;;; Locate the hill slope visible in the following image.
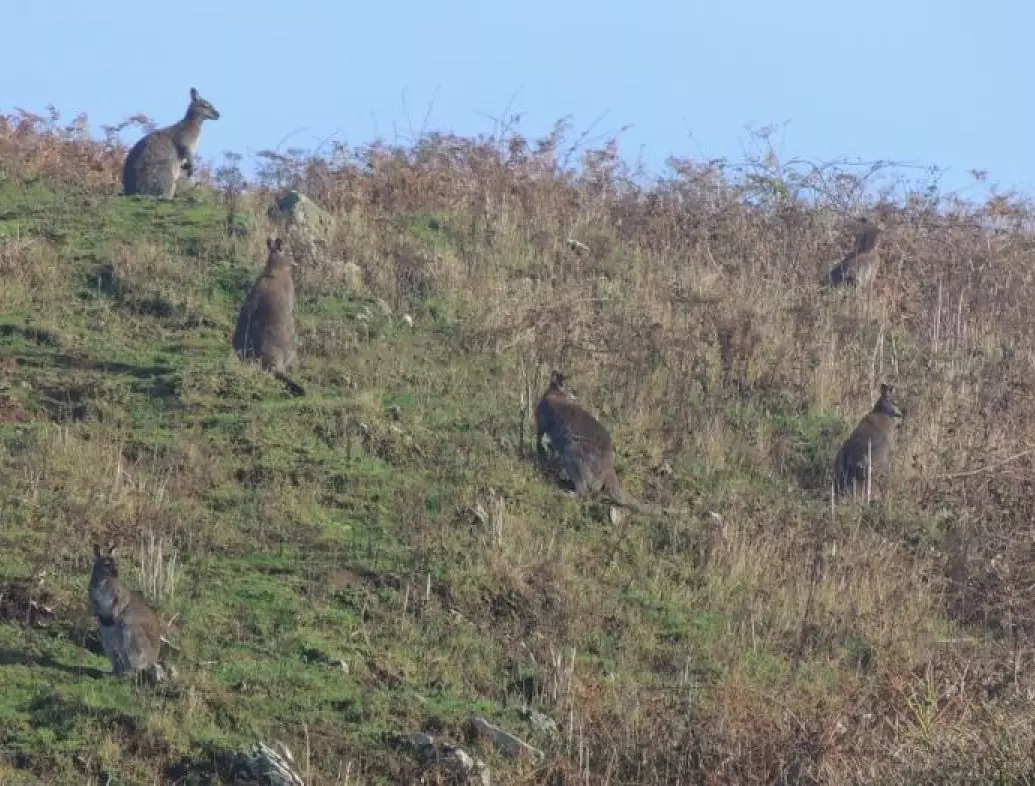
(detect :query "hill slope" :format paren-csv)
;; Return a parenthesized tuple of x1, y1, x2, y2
(2, 113, 1035, 784)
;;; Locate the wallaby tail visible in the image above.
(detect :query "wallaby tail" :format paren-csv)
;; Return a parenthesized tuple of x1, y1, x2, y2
(604, 475, 661, 517)
(274, 372, 306, 397)
(610, 488, 648, 514)
(607, 488, 686, 520)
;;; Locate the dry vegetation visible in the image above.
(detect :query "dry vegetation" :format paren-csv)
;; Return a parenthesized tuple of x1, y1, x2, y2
(2, 106, 1035, 784)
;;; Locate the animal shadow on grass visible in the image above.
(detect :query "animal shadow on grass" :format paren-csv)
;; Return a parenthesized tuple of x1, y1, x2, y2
(23, 352, 176, 380)
(0, 324, 61, 347)
(2, 321, 182, 405)
(0, 648, 106, 680)
(28, 689, 138, 736)
(14, 352, 181, 416)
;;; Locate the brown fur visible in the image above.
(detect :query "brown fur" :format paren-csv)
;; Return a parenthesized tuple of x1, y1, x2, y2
(826, 216, 883, 288)
(535, 370, 649, 513)
(833, 383, 905, 500)
(233, 238, 305, 396)
(122, 87, 220, 199)
(88, 544, 163, 678)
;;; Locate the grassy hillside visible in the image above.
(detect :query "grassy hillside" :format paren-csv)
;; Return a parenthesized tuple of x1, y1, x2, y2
(3, 109, 1035, 784)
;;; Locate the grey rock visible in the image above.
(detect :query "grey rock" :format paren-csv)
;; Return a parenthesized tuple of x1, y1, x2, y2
(267, 190, 336, 266)
(236, 741, 306, 786)
(468, 714, 544, 762)
(390, 731, 490, 785)
(342, 261, 364, 292)
(518, 706, 559, 739)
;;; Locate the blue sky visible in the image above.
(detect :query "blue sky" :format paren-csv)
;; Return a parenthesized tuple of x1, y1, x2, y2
(3, 0, 1031, 197)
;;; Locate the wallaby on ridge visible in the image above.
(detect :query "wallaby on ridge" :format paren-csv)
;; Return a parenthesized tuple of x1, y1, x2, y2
(825, 216, 883, 289)
(122, 87, 220, 198)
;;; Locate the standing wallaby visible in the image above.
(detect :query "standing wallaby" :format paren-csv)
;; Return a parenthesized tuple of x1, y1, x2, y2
(122, 87, 220, 199)
(833, 383, 905, 500)
(233, 238, 306, 397)
(825, 216, 883, 288)
(535, 370, 649, 513)
(88, 544, 164, 678)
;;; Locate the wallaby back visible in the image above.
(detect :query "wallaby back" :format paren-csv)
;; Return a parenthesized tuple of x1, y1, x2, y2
(834, 383, 905, 500)
(826, 217, 883, 288)
(233, 238, 305, 396)
(535, 371, 648, 512)
(88, 544, 163, 677)
(122, 87, 220, 199)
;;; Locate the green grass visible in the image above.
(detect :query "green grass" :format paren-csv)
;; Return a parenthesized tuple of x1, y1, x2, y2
(2, 162, 1034, 785)
(0, 177, 590, 783)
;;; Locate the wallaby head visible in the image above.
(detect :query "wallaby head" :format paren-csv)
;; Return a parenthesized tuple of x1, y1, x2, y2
(546, 370, 576, 401)
(852, 216, 881, 254)
(187, 87, 220, 122)
(872, 383, 905, 419)
(265, 237, 294, 271)
(91, 543, 119, 583)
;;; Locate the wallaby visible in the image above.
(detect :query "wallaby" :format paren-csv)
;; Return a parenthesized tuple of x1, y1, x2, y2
(825, 216, 882, 288)
(535, 370, 651, 513)
(833, 383, 906, 501)
(88, 544, 165, 679)
(233, 238, 306, 397)
(122, 87, 220, 199)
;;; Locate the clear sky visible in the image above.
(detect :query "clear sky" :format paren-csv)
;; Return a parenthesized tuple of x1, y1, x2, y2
(3, 0, 1032, 198)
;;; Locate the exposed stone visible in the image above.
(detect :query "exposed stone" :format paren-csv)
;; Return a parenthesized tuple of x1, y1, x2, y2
(468, 714, 544, 762)
(267, 190, 336, 268)
(342, 261, 364, 292)
(567, 238, 591, 255)
(518, 706, 559, 739)
(388, 731, 490, 785)
(234, 741, 306, 786)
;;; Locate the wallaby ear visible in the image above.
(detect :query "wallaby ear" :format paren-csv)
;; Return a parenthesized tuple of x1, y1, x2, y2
(93, 543, 102, 560)
(879, 383, 889, 395)
(273, 238, 283, 252)
(266, 237, 275, 252)
(190, 87, 199, 101)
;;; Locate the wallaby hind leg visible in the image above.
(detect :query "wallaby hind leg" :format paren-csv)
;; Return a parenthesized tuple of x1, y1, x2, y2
(562, 455, 592, 495)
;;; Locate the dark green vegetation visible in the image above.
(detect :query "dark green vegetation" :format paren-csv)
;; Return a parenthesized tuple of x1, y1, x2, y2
(3, 111, 1035, 784)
